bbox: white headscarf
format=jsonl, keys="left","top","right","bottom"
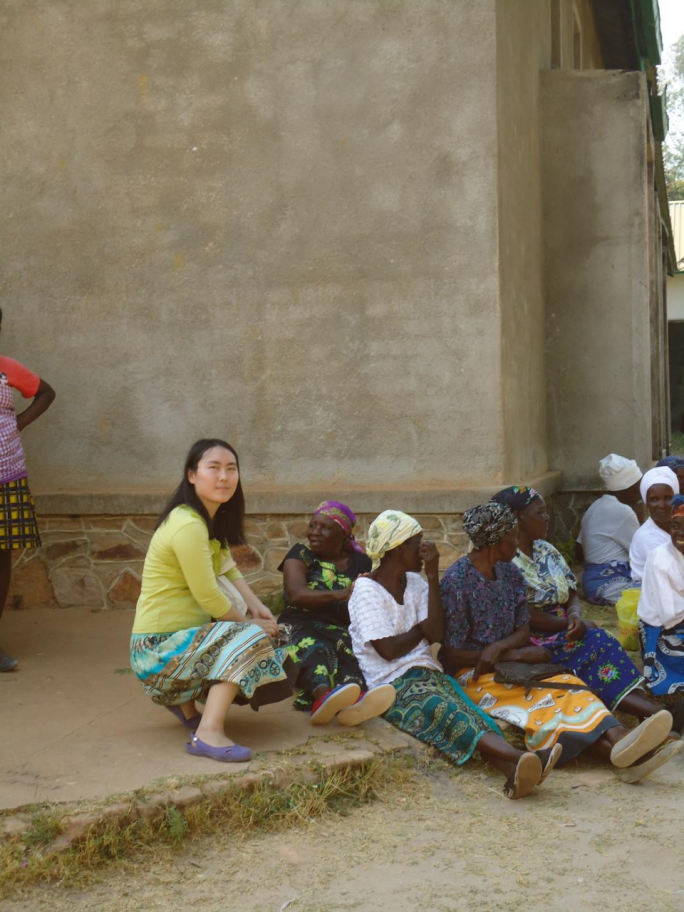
{"left": 366, "top": 510, "right": 422, "bottom": 570}
{"left": 598, "top": 454, "right": 642, "bottom": 492}
{"left": 639, "top": 466, "right": 679, "bottom": 503}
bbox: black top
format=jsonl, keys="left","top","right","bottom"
{"left": 278, "top": 543, "right": 372, "bottom": 627}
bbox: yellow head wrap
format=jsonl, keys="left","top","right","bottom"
{"left": 366, "top": 510, "right": 423, "bottom": 570}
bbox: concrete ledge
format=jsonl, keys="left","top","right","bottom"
{"left": 33, "top": 471, "right": 563, "bottom": 516}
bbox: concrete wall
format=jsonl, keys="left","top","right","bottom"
{"left": 2, "top": 0, "right": 509, "bottom": 503}
{"left": 495, "top": 0, "right": 550, "bottom": 482}
{"left": 541, "top": 70, "right": 654, "bottom": 486}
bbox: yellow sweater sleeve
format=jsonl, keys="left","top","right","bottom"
{"left": 170, "top": 520, "right": 233, "bottom": 618}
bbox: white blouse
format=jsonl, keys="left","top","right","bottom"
{"left": 629, "top": 518, "right": 671, "bottom": 583}
{"left": 638, "top": 540, "right": 684, "bottom": 629}
{"left": 348, "top": 574, "right": 441, "bottom": 690}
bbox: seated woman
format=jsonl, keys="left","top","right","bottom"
{"left": 439, "top": 502, "right": 680, "bottom": 784}
{"left": 638, "top": 494, "right": 684, "bottom": 713}
{"left": 576, "top": 454, "right": 642, "bottom": 605}
{"left": 629, "top": 466, "right": 679, "bottom": 584}
{"left": 279, "top": 501, "right": 396, "bottom": 725}
{"left": 492, "top": 485, "right": 666, "bottom": 725}
{"left": 130, "top": 439, "right": 295, "bottom": 763}
{"left": 349, "top": 510, "right": 560, "bottom": 800}
{"left": 656, "top": 455, "right": 684, "bottom": 489}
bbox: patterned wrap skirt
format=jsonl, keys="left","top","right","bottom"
{"left": 383, "top": 667, "right": 501, "bottom": 766}
{"left": 582, "top": 562, "right": 633, "bottom": 606}
{"left": 531, "top": 607, "right": 643, "bottom": 711}
{"left": 0, "top": 477, "right": 41, "bottom": 550}
{"left": 457, "top": 668, "right": 619, "bottom": 763}
{"left": 639, "top": 620, "right": 684, "bottom": 696}
{"left": 130, "top": 620, "right": 296, "bottom": 710}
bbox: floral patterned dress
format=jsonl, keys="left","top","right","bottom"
{"left": 278, "top": 544, "right": 371, "bottom": 710}
{"left": 514, "top": 540, "right": 643, "bottom": 710}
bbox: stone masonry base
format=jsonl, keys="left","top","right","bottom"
{"left": 9, "top": 513, "right": 472, "bottom": 611}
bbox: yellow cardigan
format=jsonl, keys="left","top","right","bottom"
{"left": 132, "top": 505, "right": 244, "bottom": 634}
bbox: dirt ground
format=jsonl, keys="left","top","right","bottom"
{"left": 3, "top": 748, "right": 684, "bottom": 912}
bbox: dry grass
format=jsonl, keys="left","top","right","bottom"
{"left": 0, "top": 753, "right": 424, "bottom": 900}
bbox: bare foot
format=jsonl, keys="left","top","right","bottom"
{"left": 194, "top": 727, "right": 235, "bottom": 748}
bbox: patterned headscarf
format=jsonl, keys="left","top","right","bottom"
{"left": 463, "top": 502, "right": 517, "bottom": 550}
{"left": 657, "top": 456, "right": 684, "bottom": 471}
{"left": 672, "top": 494, "right": 684, "bottom": 518}
{"left": 313, "top": 500, "right": 365, "bottom": 553}
{"left": 491, "top": 485, "right": 541, "bottom": 514}
{"left": 366, "top": 510, "right": 423, "bottom": 569}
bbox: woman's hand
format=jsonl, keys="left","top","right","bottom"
{"left": 249, "top": 601, "right": 276, "bottom": 622}
{"left": 419, "top": 541, "right": 440, "bottom": 577}
{"left": 251, "top": 617, "right": 279, "bottom": 637}
{"left": 566, "top": 616, "right": 587, "bottom": 641}
{"left": 474, "top": 641, "right": 507, "bottom": 679}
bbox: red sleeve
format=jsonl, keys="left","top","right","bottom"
{"left": 0, "top": 357, "right": 41, "bottom": 399}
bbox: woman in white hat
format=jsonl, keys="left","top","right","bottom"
{"left": 629, "top": 466, "right": 679, "bottom": 584}
{"left": 577, "top": 454, "right": 642, "bottom": 605}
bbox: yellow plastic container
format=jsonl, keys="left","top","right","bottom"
{"left": 616, "top": 588, "right": 641, "bottom": 652}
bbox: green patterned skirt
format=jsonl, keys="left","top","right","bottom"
{"left": 384, "top": 666, "right": 501, "bottom": 765}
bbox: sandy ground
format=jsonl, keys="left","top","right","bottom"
{"left": 3, "top": 749, "right": 684, "bottom": 912}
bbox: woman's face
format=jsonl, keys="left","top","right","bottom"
{"left": 187, "top": 446, "right": 239, "bottom": 509}
{"left": 494, "top": 526, "right": 519, "bottom": 563}
{"left": 307, "top": 514, "right": 345, "bottom": 557}
{"left": 400, "top": 532, "right": 424, "bottom": 572}
{"left": 671, "top": 514, "right": 684, "bottom": 555}
{"left": 646, "top": 484, "right": 674, "bottom": 526}
{"left": 519, "top": 497, "right": 549, "bottom": 542}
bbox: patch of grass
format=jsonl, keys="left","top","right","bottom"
{"left": 555, "top": 535, "right": 576, "bottom": 567}
{"left": 21, "top": 813, "right": 62, "bottom": 850}
{"left": 261, "top": 589, "right": 285, "bottom": 616}
{"left": 670, "top": 431, "right": 684, "bottom": 456}
{"left": 0, "top": 754, "right": 418, "bottom": 899}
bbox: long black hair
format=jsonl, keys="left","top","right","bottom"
{"left": 156, "top": 439, "right": 246, "bottom": 546}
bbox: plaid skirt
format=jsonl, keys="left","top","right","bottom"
{"left": 0, "top": 478, "right": 41, "bottom": 551}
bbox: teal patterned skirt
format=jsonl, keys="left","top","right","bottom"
{"left": 384, "top": 667, "right": 501, "bottom": 765}
{"left": 130, "top": 620, "right": 296, "bottom": 710}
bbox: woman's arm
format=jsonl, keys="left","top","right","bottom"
{"left": 229, "top": 576, "right": 277, "bottom": 626}
{"left": 441, "top": 623, "right": 532, "bottom": 680}
{"left": 528, "top": 606, "right": 568, "bottom": 633}
{"left": 282, "top": 558, "right": 350, "bottom": 609}
{"left": 419, "top": 542, "right": 444, "bottom": 644}
{"left": 372, "top": 626, "right": 425, "bottom": 662}
{"left": 16, "top": 379, "right": 56, "bottom": 432}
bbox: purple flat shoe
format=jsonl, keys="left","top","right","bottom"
{"left": 166, "top": 705, "right": 203, "bottom": 731}
{"left": 186, "top": 734, "right": 253, "bottom": 763}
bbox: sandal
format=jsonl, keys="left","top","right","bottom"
{"left": 610, "top": 710, "right": 673, "bottom": 768}
{"left": 166, "top": 705, "right": 203, "bottom": 731}
{"left": 538, "top": 744, "right": 563, "bottom": 785}
{"left": 503, "top": 752, "right": 542, "bottom": 800}
{"left": 617, "top": 739, "right": 683, "bottom": 784}
{"left": 336, "top": 685, "right": 396, "bottom": 727}
{"left": 185, "top": 734, "right": 253, "bottom": 763}
{"left": 310, "top": 683, "right": 361, "bottom": 725}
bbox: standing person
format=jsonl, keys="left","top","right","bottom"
{"left": 278, "top": 500, "right": 396, "bottom": 725}
{"left": 130, "top": 439, "right": 295, "bottom": 763}
{"left": 629, "top": 466, "right": 679, "bottom": 584}
{"left": 348, "top": 510, "right": 556, "bottom": 800}
{"left": 0, "top": 308, "right": 56, "bottom": 671}
{"left": 576, "top": 454, "right": 642, "bottom": 605}
{"left": 492, "top": 485, "right": 666, "bottom": 725}
{"left": 440, "top": 502, "right": 680, "bottom": 783}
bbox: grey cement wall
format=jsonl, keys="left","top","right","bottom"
{"left": 541, "top": 70, "right": 654, "bottom": 487}
{"left": 2, "top": 0, "right": 509, "bottom": 501}
{"left": 495, "top": 0, "right": 550, "bottom": 483}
